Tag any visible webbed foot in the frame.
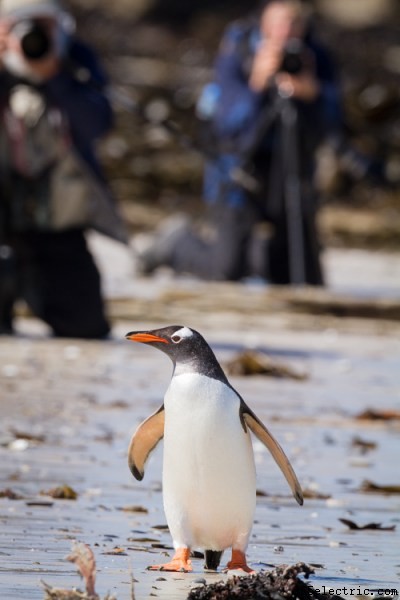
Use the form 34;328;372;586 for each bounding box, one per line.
225;549;255;574
147;547;192;572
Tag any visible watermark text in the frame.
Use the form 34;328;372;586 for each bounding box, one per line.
310;585;398;597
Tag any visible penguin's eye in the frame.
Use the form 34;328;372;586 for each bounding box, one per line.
171;335;182;344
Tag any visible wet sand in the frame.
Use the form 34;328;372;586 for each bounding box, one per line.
1;243;400;599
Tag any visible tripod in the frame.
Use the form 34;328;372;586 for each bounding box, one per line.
280;93;306;285
230;89;319;285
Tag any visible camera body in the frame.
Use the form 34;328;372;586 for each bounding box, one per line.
280;40;304;75
11;20;51;60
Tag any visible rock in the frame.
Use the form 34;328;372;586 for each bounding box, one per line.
187;562;344;600
316;0;396;28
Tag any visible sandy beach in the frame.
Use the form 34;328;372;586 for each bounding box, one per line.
1;240;399;599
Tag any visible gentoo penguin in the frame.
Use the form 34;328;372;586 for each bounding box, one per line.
126;325;303;573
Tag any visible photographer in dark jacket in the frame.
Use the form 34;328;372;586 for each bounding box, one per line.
0;0;126;336
141;0;341;284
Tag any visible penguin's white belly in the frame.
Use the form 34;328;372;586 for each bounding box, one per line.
163;373;256;551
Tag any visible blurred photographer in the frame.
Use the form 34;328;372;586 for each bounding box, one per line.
0;0;126;336
141;0;340;284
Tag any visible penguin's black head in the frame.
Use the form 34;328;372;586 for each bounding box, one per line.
125;325;228;381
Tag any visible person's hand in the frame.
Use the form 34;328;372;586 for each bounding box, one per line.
275;71;320;101
249;41;283;92
249;37;320;102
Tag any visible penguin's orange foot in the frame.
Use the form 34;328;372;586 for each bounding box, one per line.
225;549;255;574
147;548;192;572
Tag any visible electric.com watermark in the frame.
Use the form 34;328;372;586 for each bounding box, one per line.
308;585;399;597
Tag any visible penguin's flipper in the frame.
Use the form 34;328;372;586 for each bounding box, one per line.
128;405;165;481
241;402;303;505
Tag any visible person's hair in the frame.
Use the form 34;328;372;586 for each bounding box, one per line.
257;0;313;22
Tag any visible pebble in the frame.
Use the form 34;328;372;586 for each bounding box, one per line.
193;578;206;584
63;345;82;360
9;439;29;451
326;498;346;507
348;457;372;467
1;364;19;377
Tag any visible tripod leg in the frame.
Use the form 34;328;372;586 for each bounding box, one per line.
281;98;306;285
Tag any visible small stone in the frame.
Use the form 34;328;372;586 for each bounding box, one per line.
63;345;82;360
191;578;207;589
9;439;29;451
2;364;19;377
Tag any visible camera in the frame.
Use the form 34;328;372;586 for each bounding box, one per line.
11;20;51;60
280;40;304;75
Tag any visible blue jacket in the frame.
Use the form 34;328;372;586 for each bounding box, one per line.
213;20;341;148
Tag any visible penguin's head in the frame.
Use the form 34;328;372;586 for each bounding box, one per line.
125;325;228;380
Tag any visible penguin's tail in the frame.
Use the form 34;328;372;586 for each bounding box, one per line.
204;550;223;570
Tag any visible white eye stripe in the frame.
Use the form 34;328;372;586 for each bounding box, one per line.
173;327;193;339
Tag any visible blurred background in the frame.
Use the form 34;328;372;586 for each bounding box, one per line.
67;0;400;252
1;5;399;596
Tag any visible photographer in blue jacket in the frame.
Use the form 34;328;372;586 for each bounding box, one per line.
141;0;341;284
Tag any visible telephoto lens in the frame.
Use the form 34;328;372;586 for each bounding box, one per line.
11;20;51;60
280;40;304;75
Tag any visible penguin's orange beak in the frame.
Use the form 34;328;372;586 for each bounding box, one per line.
126;332;169;344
